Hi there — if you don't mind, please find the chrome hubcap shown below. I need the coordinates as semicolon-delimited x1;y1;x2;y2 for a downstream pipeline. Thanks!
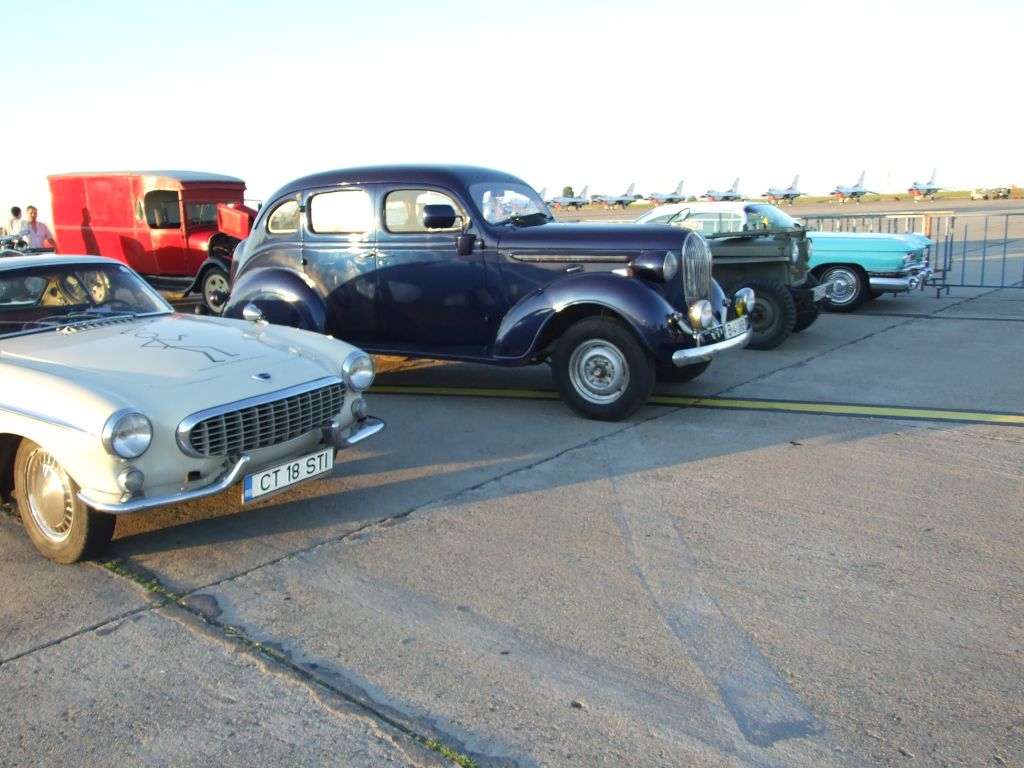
25;450;75;542
204;273;229;309
825;268;858;304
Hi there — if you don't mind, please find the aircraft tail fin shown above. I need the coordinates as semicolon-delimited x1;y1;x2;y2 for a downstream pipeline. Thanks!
579;186;588;200
928;168;937;184
624;183;635;197
730;178;740;192
791;174;800;190
674;180;684;195
538;187;546;200
856;171;866;187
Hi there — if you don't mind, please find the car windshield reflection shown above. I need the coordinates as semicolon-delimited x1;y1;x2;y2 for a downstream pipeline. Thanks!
0;261;173;338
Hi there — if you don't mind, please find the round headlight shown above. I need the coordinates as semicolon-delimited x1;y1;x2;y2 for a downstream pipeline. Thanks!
687;299;713;330
342;351;375;392
103;410;152;459
663;251;679;282
733;287;756;316
790;241;800;263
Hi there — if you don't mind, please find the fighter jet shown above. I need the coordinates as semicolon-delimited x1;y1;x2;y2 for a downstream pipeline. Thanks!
647;181;686;204
592;183;637;209
908;170;941;201
763;175;805;205
702;178;742;202
548;186;589;210
830;172;874;204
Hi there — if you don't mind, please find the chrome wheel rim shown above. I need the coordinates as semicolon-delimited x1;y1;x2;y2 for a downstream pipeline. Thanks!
25;450;75;543
824;267;859;305
569;340;628;404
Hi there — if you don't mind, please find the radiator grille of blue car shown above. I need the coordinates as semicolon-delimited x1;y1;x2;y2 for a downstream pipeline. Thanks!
682;231;712;304
179;378;344;458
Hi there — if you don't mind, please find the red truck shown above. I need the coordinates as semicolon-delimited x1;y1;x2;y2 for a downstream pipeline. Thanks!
47;171;257;313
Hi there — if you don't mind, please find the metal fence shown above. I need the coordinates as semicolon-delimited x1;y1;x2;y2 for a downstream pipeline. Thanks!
797;211;1024;294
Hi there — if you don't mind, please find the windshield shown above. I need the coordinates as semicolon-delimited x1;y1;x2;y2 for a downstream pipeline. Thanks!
0;262;172;338
743;204;799;229
469;182;552;226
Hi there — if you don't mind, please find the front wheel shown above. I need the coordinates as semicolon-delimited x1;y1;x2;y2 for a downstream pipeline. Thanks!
14;440;115;563
736;278;796;350
551;317;654;421
818;265;868;312
202;266;230;316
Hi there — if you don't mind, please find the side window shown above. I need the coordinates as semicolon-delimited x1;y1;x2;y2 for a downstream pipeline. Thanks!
144;191;181;229
309;190;373;234
384;189;461;233
682;213;742;234
267;199;300;234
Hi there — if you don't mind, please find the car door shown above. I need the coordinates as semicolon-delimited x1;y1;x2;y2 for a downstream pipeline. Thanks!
372;187;493;356
300;186;381;343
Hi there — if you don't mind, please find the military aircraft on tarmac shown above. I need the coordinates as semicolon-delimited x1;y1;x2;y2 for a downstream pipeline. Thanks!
830;171;874;203
548;186;589;210
702;178;742;201
763;175;805;205
647;181;686;204
908;170;941;201
592;183;637;209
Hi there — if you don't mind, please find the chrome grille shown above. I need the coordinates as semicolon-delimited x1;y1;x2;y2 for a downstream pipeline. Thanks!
178;377;344;458
681;232;712;304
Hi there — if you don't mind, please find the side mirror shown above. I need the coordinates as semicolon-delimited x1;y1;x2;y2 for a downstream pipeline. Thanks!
242;302;266;324
456;233;477;256
422;204;457;230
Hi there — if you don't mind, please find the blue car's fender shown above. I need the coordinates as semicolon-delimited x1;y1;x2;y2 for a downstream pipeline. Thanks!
492;272;681;363
223;267;327;332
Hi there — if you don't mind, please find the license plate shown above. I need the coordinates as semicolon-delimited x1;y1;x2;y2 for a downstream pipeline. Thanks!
812;282;832;301
723;316;748;339
243;447;334;502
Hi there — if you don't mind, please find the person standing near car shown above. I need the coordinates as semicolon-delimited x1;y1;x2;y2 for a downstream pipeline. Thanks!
19;205;56;249
3;206;22;236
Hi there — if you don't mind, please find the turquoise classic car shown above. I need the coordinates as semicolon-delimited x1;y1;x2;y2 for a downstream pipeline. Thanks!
636;202;933;311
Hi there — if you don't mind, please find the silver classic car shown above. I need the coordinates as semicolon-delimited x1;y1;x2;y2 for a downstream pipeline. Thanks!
0;255;384;562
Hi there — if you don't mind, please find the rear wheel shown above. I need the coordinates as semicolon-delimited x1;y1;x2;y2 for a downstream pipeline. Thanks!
818;265;868;312
735;278;796;350
551;317;654;421
202;266;230;316
14;440;115;563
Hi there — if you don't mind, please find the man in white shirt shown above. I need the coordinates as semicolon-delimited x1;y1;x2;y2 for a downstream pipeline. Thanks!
20;205;56;249
3;206;22;236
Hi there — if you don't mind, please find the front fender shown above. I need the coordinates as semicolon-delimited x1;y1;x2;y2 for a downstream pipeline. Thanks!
184;253;232;296
224;267;327;333
493;272;679;362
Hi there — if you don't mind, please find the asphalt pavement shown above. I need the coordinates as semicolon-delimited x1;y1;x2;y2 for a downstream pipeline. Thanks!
2;276;1022;763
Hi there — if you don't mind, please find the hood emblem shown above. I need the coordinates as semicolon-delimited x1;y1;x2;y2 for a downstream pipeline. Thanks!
254;372;273;382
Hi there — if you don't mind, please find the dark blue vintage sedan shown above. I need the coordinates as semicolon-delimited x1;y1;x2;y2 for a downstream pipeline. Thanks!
224;165;754;421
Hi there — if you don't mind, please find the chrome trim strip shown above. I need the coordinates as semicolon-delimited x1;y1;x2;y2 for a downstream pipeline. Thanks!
508;254;631;263
0;404;88;434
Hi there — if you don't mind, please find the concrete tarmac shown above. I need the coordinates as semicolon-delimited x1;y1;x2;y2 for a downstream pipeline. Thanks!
2;282;1022;764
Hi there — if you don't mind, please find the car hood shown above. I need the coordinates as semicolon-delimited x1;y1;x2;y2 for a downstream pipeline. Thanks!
807;231;932;253
497;221;686;253
0;313;347;433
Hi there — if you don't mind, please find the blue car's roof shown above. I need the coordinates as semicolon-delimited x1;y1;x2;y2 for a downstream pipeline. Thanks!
268;164;529;200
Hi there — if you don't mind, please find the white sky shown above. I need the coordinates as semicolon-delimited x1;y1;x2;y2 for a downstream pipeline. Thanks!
5;0;1020;223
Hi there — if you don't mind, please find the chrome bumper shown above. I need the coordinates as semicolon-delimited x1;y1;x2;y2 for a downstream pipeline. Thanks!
671;325;752;367
869;266;933;294
80;417;385;515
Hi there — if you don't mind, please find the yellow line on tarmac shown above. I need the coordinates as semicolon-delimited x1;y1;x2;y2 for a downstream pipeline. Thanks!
371;385;1024;426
